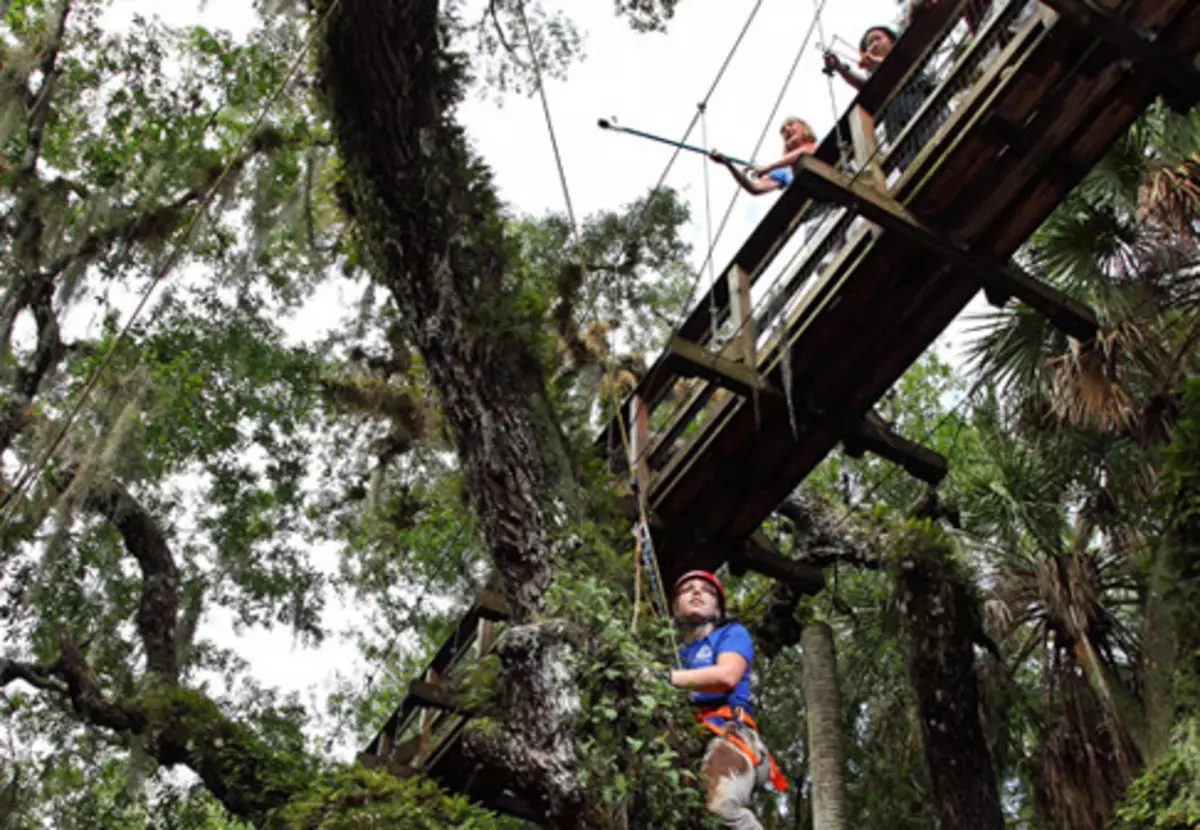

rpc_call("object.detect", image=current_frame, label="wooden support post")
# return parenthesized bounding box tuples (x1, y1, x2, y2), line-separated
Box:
(628, 395, 650, 498)
(848, 105, 887, 192)
(376, 719, 395, 760)
(1039, 0, 1200, 111)
(475, 618, 495, 659)
(663, 336, 776, 399)
(791, 155, 1098, 341)
(417, 668, 438, 760)
(726, 265, 755, 364)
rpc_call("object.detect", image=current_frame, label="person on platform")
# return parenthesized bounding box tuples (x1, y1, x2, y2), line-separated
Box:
(708, 116, 819, 195)
(823, 25, 939, 170)
(667, 570, 787, 830)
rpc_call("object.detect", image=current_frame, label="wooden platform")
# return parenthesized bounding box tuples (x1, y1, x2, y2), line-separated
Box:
(366, 0, 1200, 818)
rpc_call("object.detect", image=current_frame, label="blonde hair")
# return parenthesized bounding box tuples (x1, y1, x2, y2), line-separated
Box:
(782, 116, 817, 145)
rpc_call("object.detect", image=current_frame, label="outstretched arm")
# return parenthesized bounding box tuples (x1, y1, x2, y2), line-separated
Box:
(750, 141, 819, 176)
(711, 150, 780, 195)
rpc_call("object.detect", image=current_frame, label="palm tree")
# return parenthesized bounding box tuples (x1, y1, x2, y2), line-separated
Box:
(969, 104, 1200, 442)
(960, 394, 1150, 827)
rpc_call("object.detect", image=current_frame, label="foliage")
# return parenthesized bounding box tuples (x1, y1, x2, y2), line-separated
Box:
(1113, 719, 1200, 829)
(540, 537, 717, 828)
(267, 767, 499, 830)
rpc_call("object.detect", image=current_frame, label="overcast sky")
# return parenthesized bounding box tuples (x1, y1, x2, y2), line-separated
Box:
(95, 0, 984, 752)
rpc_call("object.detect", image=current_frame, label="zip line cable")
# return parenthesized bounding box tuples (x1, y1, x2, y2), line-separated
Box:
(699, 102, 720, 345)
(0, 0, 343, 526)
(624, 0, 767, 247)
(515, 2, 676, 633)
(615, 0, 832, 467)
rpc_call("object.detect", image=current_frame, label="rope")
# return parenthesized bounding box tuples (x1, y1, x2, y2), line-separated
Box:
(0, 0, 343, 525)
(699, 102, 720, 345)
(614, 0, 833, 477)
(515, 1, 676, 634)
(812, 0, 853, 168)
(624, 0, 768, 258)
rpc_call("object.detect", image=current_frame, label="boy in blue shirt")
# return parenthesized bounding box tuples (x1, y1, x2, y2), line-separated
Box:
(667, 571, 786, 829)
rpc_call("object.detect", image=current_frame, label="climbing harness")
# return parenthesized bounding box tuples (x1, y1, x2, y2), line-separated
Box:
(695, 705, 789, 792)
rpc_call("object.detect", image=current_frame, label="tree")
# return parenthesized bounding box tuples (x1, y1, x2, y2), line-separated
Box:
(800, 619, 847, 830)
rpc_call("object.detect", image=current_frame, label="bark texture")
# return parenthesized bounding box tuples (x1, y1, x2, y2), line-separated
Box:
(319, 1, 586, 820)
(801, 620, 847, 830)
(894, 539, 1004, 830)
(319, 0, 571, 624)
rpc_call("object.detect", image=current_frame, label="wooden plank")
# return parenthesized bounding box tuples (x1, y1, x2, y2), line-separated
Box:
(1040, 0, 1200, 109)
(791, 154, 1098, 340)
(663, 336, 776, 399)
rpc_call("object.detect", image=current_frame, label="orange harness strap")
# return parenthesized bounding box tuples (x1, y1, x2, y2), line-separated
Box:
(696, 706, 789, 792)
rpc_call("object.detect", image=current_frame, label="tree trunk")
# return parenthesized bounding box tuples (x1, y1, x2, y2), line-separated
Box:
(801, 620, 847, 830)
(319, 0, 587, 821)
(894, 533, 1005, 830)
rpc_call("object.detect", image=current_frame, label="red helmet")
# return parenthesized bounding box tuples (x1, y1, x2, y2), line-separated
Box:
(672, 570, 726, 615)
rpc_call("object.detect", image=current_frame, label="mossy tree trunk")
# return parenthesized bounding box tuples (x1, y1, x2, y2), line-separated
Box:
(318, 0, 590, 821)
(893, 528, 1004, 830)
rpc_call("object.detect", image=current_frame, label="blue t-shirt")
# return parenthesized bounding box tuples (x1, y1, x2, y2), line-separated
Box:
(767, 167, 793, 188)
(678, 621, 754, 721)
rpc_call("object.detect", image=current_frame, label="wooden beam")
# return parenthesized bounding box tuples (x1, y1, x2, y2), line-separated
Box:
(843, 410, 948, 485)
(475, 588, 509, 621)
(726, 264, 755, 364)
(664, 334, 945, 487)
(791, 155, 1099, 341)
(408, 680, 468, 714)
(629, 394, 650, 497)
(1040, 0, 1200, 110)
(663, 336, 776, 399)
(727, 530, 826, 595)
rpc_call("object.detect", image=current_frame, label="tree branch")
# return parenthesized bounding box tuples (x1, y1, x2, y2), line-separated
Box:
(55, 634, 145, 732)
(82, 478, 180, 683)
(0, 657, 66, 695)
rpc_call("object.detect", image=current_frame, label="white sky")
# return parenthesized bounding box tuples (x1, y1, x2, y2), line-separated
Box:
(94, 0, 988, 755)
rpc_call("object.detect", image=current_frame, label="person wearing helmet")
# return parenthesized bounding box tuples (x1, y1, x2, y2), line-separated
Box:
(666, 571, 786, 829)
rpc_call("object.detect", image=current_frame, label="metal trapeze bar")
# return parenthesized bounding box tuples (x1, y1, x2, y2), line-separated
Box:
(792, 155, 1099, 342)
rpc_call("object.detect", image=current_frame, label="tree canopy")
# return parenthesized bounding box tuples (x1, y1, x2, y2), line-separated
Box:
(1, 1, 1198, 829)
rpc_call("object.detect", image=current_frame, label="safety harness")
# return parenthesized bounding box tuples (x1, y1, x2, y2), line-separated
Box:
(695, 705, 789, 792)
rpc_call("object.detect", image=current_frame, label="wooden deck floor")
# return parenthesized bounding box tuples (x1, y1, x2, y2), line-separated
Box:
(363, 0, 1200, 818)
